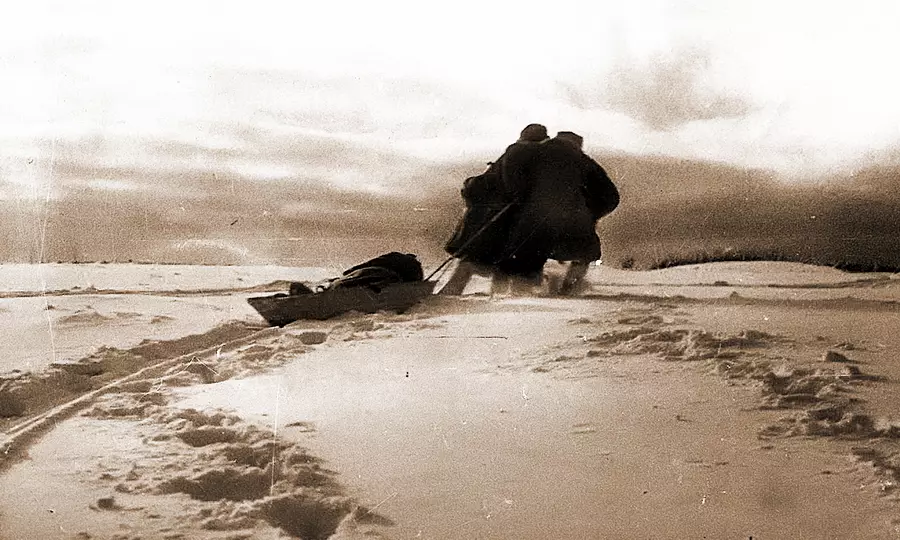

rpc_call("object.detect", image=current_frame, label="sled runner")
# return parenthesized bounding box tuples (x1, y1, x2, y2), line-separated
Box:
(247, 280, 436, 326)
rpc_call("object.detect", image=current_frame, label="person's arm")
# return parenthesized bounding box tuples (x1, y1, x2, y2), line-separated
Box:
(461, 159, 502, 202)
(583, 160, 620, 219)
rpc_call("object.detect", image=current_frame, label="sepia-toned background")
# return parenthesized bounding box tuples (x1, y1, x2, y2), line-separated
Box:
(2, 0, 898, 269)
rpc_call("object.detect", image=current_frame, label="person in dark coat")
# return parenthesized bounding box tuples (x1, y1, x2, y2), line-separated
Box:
(497, 130, 619, 294)
(439, 124, 549, 295)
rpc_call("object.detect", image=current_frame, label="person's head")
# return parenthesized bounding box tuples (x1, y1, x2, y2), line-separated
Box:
(556, 131, 584, 150)
(518, 123, 549, 143)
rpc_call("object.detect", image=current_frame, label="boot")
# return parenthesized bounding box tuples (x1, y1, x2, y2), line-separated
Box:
(558, 261, 590, 296)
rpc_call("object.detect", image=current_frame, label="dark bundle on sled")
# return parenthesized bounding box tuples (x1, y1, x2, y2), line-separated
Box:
(248, 252, 435, 326)
(329, 251, 425, 291)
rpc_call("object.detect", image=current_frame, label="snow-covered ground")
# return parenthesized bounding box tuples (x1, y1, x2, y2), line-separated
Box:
(0, 263, 336, 295)
(0, 263, 332, 373)
(1, 262, 899, 539)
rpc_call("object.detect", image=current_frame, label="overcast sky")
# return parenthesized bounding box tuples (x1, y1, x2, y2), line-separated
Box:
(2, 0, 900, 198)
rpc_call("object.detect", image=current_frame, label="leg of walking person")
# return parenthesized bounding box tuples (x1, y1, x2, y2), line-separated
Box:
(438, 260, 476, 295)
(490, 270, 511, 296)
(508, 270, 543, 295)
(501, 253, 547, 296)
(559, 260, 590, 295)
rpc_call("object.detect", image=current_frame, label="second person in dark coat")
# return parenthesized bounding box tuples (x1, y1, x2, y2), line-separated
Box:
(497, 131, 619, 292)
(440, 123, 550, 295)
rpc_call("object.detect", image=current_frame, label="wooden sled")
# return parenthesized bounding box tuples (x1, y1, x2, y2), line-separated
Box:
(247, 280, 437, 326)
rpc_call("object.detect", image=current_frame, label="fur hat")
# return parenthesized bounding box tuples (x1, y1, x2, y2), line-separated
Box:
(556, 131, 584, 149)
(519, 124, 549, 142)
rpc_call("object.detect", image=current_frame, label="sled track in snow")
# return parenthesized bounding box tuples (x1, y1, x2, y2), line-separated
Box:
(0, 325, 278, 471)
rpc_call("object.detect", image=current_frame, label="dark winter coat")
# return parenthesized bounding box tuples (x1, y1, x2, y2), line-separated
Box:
(499, 137, 619, 267)
(444, 141, 542, 266)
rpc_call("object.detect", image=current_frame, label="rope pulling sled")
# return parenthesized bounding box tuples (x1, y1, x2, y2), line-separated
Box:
(247, 204, 515, 326)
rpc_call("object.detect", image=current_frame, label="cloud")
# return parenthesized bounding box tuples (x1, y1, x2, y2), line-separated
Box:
(564, 46, 755, 131)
